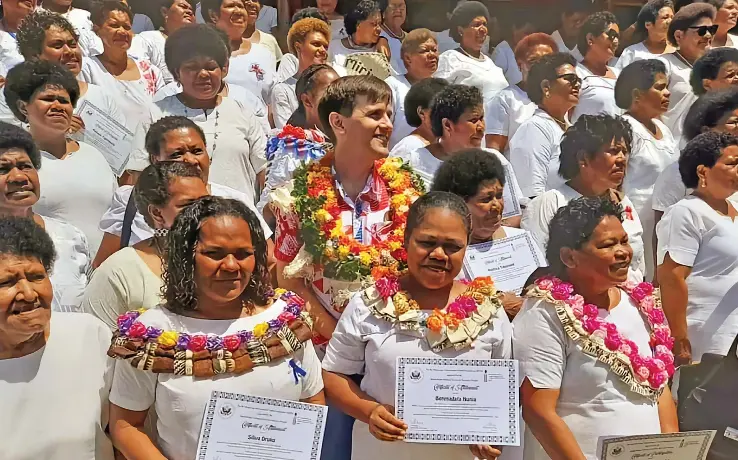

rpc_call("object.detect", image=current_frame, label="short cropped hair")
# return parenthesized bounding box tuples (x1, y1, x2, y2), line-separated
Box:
(430, 84, 483, 138)
(400, 28, 436, 58)
(0, 216, 56, 273)
(690, 47, 738, 95)
(614, 59, 668, 109)
(527, 52, 577, 104)
(449, 1, 490, 42)
(636, 0, 675, 35)
(145, 116, 207, 160)
(165, 24, 229, 78)
(514, 32, 559, 62)
(578, 11, 618, 55)
(559, 114, 633, 180)
(679, 131, 738, 187)
(134, 162, 205, 227)
(344, 0, 381, 37)
(17, 11, 78, 60)
(431, 148, 507, 200)
(91, 0, 133, 26)
(318, 75, 392, 142)
(683, 88, 738, 140)
(287, 18, 331, 54)
(403, 77, 449, 127)
(0, 122, 41, 168)
(405, 191, 472, 244)
(4, 59, 80, 123)
(668, 3, 716, 46)
(291, 7, 329, 25)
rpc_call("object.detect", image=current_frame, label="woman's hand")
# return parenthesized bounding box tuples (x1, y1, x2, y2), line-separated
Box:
(673, 338, 692, 367)
(368, 403, 407, 442)
(500, 292, 523, 320)
(68, 115, 85, 135)
(469, 444, 502, 459)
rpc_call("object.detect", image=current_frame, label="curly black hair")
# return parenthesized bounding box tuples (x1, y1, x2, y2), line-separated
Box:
(679, 131, 738, 188)
(163, 196, 272, 312)
(635, 0, 675, 35)
(291, 7, 329, 25)
(0, 121, 41, 169)
(16, 10, 79, 60)
(578, 11, 618, 56)
(527, 52, 578, 104)
(558, 114, 633, 181)
(690, 47, 738, 96)
(133, 162, 205, 228)
(430, 84, 482, 137)
(0, 216, 56, 273)
(431, 148, 507, 200)
(164, 24, 229, 80)
(4, 59, 80, 123)
(344, 0, 381, 37)
(683, 88, 738, 141)
(90, 0, 133, 27)
(145, 115, 207, 161)
(405, 191, 472, 245)
(667, 3, 715, 46)
(614, 59, 667, 109)
(449, 1, 490, 42)
(546, 196, 624, 279)
(404, 77, 448, 127)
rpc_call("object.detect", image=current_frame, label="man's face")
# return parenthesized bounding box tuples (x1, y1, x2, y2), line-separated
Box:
(333, 95, 393, 160)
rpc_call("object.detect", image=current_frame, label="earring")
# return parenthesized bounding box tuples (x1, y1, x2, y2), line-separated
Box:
(544, 90, 550, 98)
(154, 228, 169, 238)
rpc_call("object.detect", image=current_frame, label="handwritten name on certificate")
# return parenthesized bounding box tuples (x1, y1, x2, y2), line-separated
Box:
(463, 232, 543, 294)
(395, 357, 520, 446)
(599, 431, 716, 460)
(75, 100, 134, 176)
(196, 391, 328, 460)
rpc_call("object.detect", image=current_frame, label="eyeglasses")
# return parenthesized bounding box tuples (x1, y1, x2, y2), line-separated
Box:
(687, 24, 719, 36)
(604, 29, 620, 41)
(557, 73, 581, 86)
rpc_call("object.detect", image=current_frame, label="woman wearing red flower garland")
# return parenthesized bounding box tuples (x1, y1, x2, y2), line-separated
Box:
(323, 192, 512, 460)
(514, 196, 677, 460)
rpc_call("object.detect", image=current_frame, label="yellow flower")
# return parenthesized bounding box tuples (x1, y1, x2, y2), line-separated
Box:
(330, 222, 344, 239)
(359, 252, 372, 266)
(391, 194, 407, 207)
(157, 331, 178, 348)
(324, 247, 336, 258)
(274, 288, 287, 296)
(136, 308, 147, 314)
(314, 209, 333, 224)
(253, 322, 269, 337)
(389, 241, 402, 251)
(338, 245, 350, 259)
(370, 247, 380, 261)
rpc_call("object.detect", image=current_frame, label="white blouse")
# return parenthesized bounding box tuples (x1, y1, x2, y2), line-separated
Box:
(659, 53, 694, 141)
(484, 84, 536, 155)
(572, 64, 622, 123)
(615, 42, 664, 69)
(550, 29, 584, 62)
(43, 216, 90, 312)
(380, 29, 406, 75)
(389, 133, 427, 159)
(385, 74, 412, 148)
(129, 30, 172, 84)
(652, 160, 688, 213)
(224, 44, 277, 106)
(491, 40, 522, 85)
(656, 195, 738, 361)
(435, 49, 509, 102)
(270, 76, 298, 129)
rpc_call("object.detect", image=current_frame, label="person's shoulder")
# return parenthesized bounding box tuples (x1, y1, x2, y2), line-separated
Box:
(209, 182, 251, 204)
(52, 311, 112, 343)
(482, 147, 511, 165)
(76, 141, 115, 163)
(41, 215, 88, 244)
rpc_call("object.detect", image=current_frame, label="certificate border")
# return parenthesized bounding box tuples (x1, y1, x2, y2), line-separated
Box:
(601, 430, 716, 460)
(196, 390, 327, 460)
(501, 162, 522, 219)
(396, 357, 519, 445)
(76, 99, 134, 176)
(462, 233, 543, 291)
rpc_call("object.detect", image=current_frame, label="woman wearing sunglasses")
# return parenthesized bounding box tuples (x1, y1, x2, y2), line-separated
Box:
(660, 3, 716, 140)
(572, 12, 622, 123)
(701, 0, 738, 48)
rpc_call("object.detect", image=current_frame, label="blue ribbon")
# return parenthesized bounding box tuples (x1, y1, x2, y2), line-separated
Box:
(289, 359, 307, 384)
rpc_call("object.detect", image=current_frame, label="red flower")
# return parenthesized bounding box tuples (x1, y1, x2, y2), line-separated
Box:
(223, 335, 241, 352)
(391, 247, 407, 262)
(188, 335, 207, 352)
(128, 322, 147, 338)
(279, 125, 307, 139)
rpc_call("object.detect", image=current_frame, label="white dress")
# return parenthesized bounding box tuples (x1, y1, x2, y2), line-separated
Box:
(521, 184, 646, 283)
(435, 49, 509, 102)
(379, 29, 406, 75)
(270, 76, 298, 129)
(224, 43, 277, 106)
(550, 29, 584, 62)
(572, 64, 622, 123)
(484, 84, 536, 156)
(252, 31, 283, 62)
(42, 216, 90, 312)
(508, 108, 567, 198)
(652, 160, 688, 213)
(659, 53, 694, 142)
(129, 30, 173, 84)
(0, 313, 115, 460)
(322, 290, 512, 460)
(33, 142, 118, 259)
(616, 42, 664, 69)
(389, 133, 427, 159)
(109, 303, 324, 460)
(491, 40, 522, 85)
(0, 28, 24, 72)
(385, 74, 412, 148)
(656, 195, 738, 360)
(513, 293, 661, 460)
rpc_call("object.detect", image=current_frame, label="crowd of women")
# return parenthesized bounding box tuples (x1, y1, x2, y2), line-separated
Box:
(2, 0, 738, 458)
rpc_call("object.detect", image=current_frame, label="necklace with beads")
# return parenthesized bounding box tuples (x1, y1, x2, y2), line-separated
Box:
(182, 103, 221, 154)
(380, 23, 405, 40)
(457, 46, 486, 62)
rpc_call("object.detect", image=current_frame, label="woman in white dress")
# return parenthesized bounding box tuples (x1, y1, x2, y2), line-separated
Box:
(386, 28, 439, 148)
(317, 0, 346, 39)
(379, 0, 407, 75)
(522, 114, 646, 283)
(0, 0, 34, 71)
(4, 59, 117, 259)
(516, 196, 678, 460)
(657, 131, 738, 366)
(435, 1, 508, 102)
(550, 0, 591, 62)
(328, 0, 391, 76)
(572, 12, 622, 123)
(323, 191, 511, 460)
(617, 0, 675, 70)
(490, 6, 536, 86)
(109, 196, 325, 459)
(704, 0, 738, 48)
(389, 77, 448, 159)
(0, 122, 90, 312)
(241, 0, 282, 62)
(0, 217, 114, 460)
(615, 59, 676, 280)
(509, 53, 580, 199)
(485, 32, 557, 154)
(271, 17, 331, 128)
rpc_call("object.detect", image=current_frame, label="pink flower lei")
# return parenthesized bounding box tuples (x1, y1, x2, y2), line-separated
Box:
(533, 276, 675, 395)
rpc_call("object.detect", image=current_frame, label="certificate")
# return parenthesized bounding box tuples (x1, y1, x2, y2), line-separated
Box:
(463, 232, 543, 294)
(599, 431, 716, 460)
(395, 357, 520, 445)
(501, 162, 521, 218)
(75, 100, 134, 176)
(196, 391, 328, 460)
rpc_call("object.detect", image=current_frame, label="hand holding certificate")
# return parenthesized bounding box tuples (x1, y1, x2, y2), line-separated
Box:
(75, 100, 134, 176)
(196, 391, 328, 460)
(598, 431, 716, 460)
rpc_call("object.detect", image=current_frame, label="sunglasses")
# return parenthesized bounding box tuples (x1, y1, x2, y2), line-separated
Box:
(557, 73, 581, 86)
(688, 24, 719, 36)
(604, 29, 620, 41)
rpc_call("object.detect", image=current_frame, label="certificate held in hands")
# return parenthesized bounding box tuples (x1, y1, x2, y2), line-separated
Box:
(196, 391, 328, 460)
(599, 431, 716, 460)
(75, 100, 134, 177)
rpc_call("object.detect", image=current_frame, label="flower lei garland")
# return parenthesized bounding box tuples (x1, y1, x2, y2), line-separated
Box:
(528, 276, 675, 400)
(290, 157, 424, 281)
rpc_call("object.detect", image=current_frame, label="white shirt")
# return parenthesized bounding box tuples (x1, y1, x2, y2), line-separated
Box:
(252, 30, 283, 62)
(0, 29, 24, 72)
(659, 52, 695, 141)
(323, 289, 511, 460)
(43, 216, 90, 312)
(433, 30, 490, 55)
(34, 142, 118, 259)
(551, 29, 584, 62)
(491, 40, 522, 85)
(385, 74, 412, 148)
(129, 30, 172, 84)
(509, 108, 567, 198)
(652, 160, 688, 212)
(330, 18, 347, 40)
(435, 49, 509, 102)
(270, 76, 297, 129)
(0, 313, 115, 460)
(616, 42, 664, 69)
(521, 184, 646, 282)
(224, 44, 277, 106)
(657, 195, 738, 360)
(484, 84, 536, 155)
(513, 292, 661, 460)
(389, 133, 428, 159)
(380, 29, 406, 75)
(109, 303, 324, 460)
(276, 53, 298, 83)
(572, 64, 622, 123)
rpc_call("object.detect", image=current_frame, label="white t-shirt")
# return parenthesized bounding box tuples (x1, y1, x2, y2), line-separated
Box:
(659, 53, 694, 141)
(616, 42, 664, 70)
(656, 195, 738, 360)
(513, 293, 661, 460)
(521, 184, 646, 282)
(385, 74, 412, 148)
(322, 289, 511, 460)
(509, 108, 567, 198)
(551, 29, 584, 62)
(379, 29, 406, 75)
(109, 303, 324, 460)
(129, 30, 172, 84)
(491, 40, 522, 85)
(276, 53, 298, 83)
(433, 30, 490, 55)
(224, 44, 277, 106)
(389, 133, 428, 159)
(572, 64, 622, 123)
(484, 84, 536, 155)
(252, 30, 283, 62)
(43, 215, 90, 312)
(0, 313, 115, 460)
(270, 76, 298, 129)
(0, 28, 24, 72)
(33, 142, 118, 259)
(435, 49, 509, 102)
(330, 18, 347, 40)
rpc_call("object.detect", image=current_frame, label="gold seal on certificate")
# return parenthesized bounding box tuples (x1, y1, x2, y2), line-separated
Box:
(395, 357, 520, 446)
(196, 391, 328, 460)
(599, 431, 716, 460)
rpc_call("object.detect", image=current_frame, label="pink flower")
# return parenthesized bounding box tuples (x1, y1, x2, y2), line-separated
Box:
(647, 308, 666, 324)
(631, 285, 648, 302)
(376, 277, 401, 299)
(583, 304, 599, 317)
(605, 334, 622, 351)
(571, 303, 584, 317)
(636, 366, 650, 381)
(604, 323, 618, 334)
(277, 311, 297, 323)
(648, 371, 667, 388)
(623, 280, 638, 291)
(637, 282, 654, 296)
(653, 328, 674, 347)
(447, 303, 468, 319)
(625, 339, 639, 355)
(551, 282, 574, 300)
(619, 343, 632, 355)
(455, 296, 479, 315)
(639, 296, 656, 311)
(565, 294, 585, 309)
(592, 329, 608, 341)
(631, 355, 646, 369)
(666, 363, 676, 376)
(583, 318, 599, 333)
(536, 278, 555, 291)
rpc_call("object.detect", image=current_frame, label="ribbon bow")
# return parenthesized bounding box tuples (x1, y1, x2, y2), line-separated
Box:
(289, 359, 307, 384)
